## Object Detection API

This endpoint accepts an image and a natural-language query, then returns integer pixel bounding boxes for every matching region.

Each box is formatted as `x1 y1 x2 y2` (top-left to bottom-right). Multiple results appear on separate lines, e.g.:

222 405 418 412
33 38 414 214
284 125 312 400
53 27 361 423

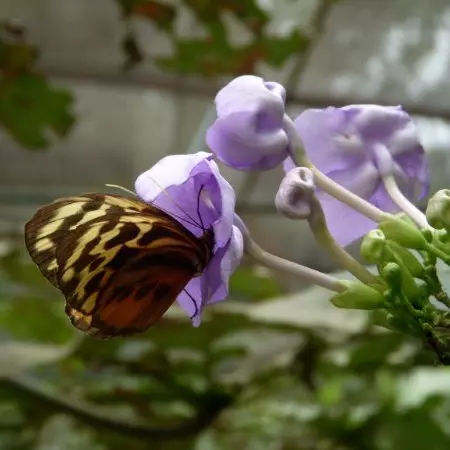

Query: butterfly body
24 193 214 339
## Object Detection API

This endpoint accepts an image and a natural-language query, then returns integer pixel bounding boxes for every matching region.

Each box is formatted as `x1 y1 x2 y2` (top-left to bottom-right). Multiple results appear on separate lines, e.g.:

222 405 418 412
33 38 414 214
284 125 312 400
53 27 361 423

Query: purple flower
206 75 289 170
285 105 429 246
135 152 243 325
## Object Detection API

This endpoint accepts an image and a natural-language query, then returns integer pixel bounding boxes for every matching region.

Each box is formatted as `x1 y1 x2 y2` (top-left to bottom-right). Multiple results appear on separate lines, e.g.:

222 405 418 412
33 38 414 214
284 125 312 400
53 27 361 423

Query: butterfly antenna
105 184 137 197
144 175 206 231
109 181 199 229
182 288 199 320
196 184 206 232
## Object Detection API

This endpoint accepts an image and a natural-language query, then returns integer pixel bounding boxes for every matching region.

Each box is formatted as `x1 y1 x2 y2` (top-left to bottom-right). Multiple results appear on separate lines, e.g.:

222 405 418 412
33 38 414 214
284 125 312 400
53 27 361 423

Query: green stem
423 264 450 308
382 174 429 228
424 242 450 265
235 214 345 293
308 197 381 287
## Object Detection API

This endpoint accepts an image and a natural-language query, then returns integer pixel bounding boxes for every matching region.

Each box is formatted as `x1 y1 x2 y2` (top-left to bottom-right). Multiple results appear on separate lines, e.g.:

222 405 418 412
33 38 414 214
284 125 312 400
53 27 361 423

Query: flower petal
207 75 289 170
135 152 221 237
317 191 377 246
295 107 367 174
207 111 289 170
292 104 429 244
177 226 243 326
135 152 243 325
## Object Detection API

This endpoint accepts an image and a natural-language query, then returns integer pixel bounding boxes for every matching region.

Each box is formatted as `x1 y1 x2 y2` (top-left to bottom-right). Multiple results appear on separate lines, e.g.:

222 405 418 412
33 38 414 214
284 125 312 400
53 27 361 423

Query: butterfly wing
24 194 146 286
24 193 207 338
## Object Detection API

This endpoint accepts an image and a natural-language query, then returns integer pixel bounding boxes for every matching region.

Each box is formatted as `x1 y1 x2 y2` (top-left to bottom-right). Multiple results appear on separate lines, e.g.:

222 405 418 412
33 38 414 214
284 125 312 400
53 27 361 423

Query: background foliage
1 0 450 449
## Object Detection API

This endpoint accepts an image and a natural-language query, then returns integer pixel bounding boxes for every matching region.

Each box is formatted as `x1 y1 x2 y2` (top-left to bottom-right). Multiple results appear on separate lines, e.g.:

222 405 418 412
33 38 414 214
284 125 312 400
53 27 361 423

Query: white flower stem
234 214 345 293
308 197 381 287
382 174 429 228
282 114 392 223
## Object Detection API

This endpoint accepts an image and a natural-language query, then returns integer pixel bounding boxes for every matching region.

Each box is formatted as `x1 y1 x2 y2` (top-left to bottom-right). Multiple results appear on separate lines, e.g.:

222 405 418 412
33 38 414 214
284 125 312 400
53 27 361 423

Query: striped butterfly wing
24 193 212 338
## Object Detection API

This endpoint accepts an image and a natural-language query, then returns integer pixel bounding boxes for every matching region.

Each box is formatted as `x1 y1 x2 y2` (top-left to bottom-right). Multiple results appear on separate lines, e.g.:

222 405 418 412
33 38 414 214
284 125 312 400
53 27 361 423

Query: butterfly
24 192 214 339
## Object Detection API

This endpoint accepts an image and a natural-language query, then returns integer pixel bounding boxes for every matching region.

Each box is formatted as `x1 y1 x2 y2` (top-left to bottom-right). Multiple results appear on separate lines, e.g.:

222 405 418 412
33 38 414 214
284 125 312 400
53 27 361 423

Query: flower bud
385 241 424 278
381 262 403 289
378 217 428 250
381 261 421 301
369 310 413 334
360 229 387 263
330 280 385 310
275 167 315 219
426 189 450 230
206 75 289 171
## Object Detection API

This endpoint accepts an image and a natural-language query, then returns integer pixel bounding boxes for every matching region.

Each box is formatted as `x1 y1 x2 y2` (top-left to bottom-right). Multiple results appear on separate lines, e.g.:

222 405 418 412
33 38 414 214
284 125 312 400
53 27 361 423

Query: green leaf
35 415 104 450
0 293 73 343
348 333 404 372
0 73 74 149
0 339 79 377
132 1 177 31
229 266 282 301
263 31 310 66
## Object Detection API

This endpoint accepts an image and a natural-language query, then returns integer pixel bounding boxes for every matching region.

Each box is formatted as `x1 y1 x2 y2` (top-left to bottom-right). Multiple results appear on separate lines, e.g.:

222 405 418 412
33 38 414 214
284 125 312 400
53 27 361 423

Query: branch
38 67 450 121
1 373 233 440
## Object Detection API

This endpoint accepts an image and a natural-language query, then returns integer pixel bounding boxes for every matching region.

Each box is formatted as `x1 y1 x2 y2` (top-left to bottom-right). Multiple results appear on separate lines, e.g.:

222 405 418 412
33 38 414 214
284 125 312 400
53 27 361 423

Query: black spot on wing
154 284 171 301
82 201 101 212
137 223 176 246
104 223 141 250
106 246 140 270
114 285 133 301
100 220 117 234
135 283 153 301
129 252 197 272
89 256 105 272
84 271 105 294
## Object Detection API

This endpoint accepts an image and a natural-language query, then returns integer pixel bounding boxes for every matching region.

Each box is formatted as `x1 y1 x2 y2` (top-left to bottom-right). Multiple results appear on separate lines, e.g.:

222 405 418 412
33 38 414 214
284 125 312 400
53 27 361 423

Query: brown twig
1 373 233 440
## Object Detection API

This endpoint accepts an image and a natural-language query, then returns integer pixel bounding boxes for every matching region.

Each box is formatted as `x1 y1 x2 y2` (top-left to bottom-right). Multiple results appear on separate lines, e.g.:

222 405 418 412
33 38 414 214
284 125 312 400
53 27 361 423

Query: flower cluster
133 74 450 365
135 75 434 328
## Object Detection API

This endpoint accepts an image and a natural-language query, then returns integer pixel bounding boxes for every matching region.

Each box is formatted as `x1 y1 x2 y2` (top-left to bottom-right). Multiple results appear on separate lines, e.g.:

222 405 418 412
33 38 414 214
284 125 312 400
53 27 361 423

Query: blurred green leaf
35 415 104 450
0 73 74 149
347 333 404 372
0 339 79 377
0 21 75 149
382 403 450 450
124 0 308 75
229 266 282 302
396 368 450 409
0 294 73 343
263 31 310 67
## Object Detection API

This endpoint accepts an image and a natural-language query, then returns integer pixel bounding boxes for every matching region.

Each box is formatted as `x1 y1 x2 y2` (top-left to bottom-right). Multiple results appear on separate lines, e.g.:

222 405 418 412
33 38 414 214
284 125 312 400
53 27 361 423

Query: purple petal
215 75 285 118
135 152 226 240
135 152 243 325
326 161 379 200
291 104 429 244
177 226 243 326
394 152 429 200
207 75 289 171
207 111 289 170
317 191 377 246
344 105 409 141
295 108 367 174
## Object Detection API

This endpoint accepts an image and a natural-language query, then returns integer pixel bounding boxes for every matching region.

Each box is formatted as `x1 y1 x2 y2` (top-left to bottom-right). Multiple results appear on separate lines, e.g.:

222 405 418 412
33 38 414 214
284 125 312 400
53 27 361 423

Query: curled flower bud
330 280 385 310
426 189 450 230
206 75 289 170
275 167 315 219
360 229 387 263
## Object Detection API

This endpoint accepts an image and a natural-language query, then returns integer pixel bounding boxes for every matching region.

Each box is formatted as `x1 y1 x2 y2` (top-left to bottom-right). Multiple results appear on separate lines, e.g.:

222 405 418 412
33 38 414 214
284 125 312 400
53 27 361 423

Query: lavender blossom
135 152 243 325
